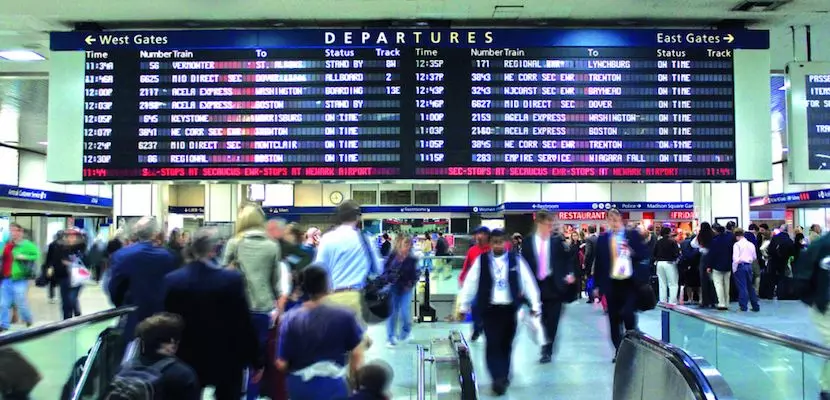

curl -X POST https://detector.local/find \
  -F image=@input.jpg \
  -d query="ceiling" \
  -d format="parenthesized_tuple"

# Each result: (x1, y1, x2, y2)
(0, 0, 828, 153)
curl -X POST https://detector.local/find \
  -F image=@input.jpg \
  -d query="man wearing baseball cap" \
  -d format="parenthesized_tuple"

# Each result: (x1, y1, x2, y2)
(458, 226, 491, 341)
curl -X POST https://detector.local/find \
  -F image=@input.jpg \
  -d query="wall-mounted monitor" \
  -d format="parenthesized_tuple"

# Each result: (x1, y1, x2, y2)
(48, 29, 770, 182)
(787, 62, 830, 183)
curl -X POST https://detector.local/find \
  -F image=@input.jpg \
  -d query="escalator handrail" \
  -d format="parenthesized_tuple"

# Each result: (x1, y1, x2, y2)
(449, 330, 478, 400)
(659, 302, 830, 359)
(0, 306, 136, 348)
(623, 330, 735, 400)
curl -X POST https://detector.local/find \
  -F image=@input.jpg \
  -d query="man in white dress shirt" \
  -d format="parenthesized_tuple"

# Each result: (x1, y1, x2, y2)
(456, 229, 542, 396)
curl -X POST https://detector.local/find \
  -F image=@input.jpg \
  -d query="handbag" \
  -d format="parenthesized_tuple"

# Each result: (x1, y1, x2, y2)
(69, 257, 92, 288)
(636, 282, 658, 311)
(356, 231, 391, 323)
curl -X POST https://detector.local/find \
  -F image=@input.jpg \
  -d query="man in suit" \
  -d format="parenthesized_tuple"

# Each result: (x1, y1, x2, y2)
(164, 227, 263, 400)
(521, 210, 575, 364)
(583, 226, 599, 303)
(593, 209, 650, 361)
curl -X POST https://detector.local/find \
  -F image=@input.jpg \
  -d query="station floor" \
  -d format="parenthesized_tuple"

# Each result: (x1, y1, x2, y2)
(6, 280, 827, 399)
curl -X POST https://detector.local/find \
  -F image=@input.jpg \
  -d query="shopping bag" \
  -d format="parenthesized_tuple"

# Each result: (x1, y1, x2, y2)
(517, 308, 548, 345)
(69, 258, 92, 288)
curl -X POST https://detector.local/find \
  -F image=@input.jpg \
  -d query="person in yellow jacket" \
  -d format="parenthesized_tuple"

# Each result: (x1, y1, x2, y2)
(0, 223, 40, 332)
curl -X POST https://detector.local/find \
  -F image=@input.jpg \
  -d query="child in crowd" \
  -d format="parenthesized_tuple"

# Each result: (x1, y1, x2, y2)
(347, 361, 393, 400)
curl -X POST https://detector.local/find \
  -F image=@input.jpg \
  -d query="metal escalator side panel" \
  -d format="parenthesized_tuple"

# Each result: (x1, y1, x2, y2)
(614, 332, 735, 400)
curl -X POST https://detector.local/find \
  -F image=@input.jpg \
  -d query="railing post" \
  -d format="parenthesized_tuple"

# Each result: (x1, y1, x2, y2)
(661, 309, 670, 343)
(417, 345, 425, 400)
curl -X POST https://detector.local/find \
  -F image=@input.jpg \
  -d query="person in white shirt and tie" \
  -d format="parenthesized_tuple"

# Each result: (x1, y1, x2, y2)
(520, 210, 576, 364)
(455, 229, 542, 396)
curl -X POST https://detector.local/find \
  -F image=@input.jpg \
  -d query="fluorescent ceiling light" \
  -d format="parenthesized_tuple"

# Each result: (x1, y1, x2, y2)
(0, 50, 45, 61)
(38, 141, 47, 145)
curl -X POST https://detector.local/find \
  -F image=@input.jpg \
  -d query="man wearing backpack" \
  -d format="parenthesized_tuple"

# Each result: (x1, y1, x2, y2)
(107, 313, 200, 400)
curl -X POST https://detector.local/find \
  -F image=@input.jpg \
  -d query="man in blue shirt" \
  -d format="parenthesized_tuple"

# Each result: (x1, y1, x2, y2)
(108, 217, 178, 338)
(313, 200, 383, 337)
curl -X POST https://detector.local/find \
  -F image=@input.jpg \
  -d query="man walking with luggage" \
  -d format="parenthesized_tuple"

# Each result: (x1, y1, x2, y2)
(455, 229, 541, 396)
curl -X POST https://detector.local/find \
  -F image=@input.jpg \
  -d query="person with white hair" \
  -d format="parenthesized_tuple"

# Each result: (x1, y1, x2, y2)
(107, 216, 178, 337)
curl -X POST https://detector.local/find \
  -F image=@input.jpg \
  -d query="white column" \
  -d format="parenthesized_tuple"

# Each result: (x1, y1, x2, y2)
(693, 182, 750, 228)
(204, 183, 239, 222)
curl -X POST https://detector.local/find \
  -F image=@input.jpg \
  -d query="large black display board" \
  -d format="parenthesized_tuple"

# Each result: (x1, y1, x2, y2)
(50, 29, 770, 181)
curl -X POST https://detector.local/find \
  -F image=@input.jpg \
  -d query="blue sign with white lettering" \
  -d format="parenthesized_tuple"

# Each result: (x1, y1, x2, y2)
(168, 206, 205, 214)
(750, 189, 830, 206)
(262, 202, 693, 215)
(50, 29, 769, 51)
(0, 184, 112, 207)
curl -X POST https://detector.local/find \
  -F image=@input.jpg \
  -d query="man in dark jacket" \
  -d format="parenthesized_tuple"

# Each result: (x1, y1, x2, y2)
(593, 209, 649, 359)
(583, 226, 599, 303)
(163, 227, 263, 400)
(794, 234, 830, 399)
(521, 210, 575, 364)
(769, 225, 796, 298)
(108, 217, 178, 338)
(708, 225, 735, 310)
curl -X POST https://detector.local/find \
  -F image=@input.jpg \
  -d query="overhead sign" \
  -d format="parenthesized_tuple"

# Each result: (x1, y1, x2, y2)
(263, 202, 694, 215)
(168, 206, 205, 214)
(750, 189, 830, 206)
(0, 184, 112, 207)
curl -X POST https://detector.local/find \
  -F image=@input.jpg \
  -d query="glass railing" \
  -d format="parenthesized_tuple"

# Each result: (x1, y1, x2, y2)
(660, 303, 830, 400)
(416, 330, 478, 400)
(0, 307, 134, 400)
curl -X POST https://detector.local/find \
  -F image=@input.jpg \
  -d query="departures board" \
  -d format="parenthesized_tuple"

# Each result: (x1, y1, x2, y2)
(49, 29, 770, 181)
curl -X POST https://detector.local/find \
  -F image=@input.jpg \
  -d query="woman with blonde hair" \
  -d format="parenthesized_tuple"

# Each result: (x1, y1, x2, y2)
(222, 204, 285, 400)
(380, 233, 420, 347)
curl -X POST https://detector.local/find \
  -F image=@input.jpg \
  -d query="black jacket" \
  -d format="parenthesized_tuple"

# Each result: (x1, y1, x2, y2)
(133, 353, 200, 400)
(583, 234, 598, 274)
(163, 260, 262, 378)
(769, 232, 795, 272)
(794, 234, 830, 312)
(521, 234, 573, 301)
(594, 229, 650, 296)
(653, 237, 680, 262)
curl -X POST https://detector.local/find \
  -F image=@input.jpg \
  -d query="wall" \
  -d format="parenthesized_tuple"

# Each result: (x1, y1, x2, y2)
(18, 152, 111, 197)
(170, 184, 205, 206)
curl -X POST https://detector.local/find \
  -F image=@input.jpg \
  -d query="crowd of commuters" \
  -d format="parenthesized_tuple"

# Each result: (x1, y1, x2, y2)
(100, 201, 394, 400)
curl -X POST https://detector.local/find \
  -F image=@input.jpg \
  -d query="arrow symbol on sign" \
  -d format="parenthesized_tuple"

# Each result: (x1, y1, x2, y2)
(85, 35, 96, 45)
(724, 34, 734, 44)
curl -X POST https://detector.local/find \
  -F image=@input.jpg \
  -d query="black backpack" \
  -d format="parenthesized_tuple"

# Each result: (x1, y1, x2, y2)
(105, 358, 176, 400)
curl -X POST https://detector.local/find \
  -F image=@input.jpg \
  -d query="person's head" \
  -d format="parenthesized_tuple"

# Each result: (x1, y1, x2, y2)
(660, 226, 671, 237)
(136, 312, 184, 356)
(569, 231, 580, 242)
(266, 218, 287, 240)
(168, 229, 181, 247)
(356, 360, 394, 395)
(811, 224, 822, 234)
(535, 210, 555, 239)
(489, 229, 509, 256)
(394, 233, 412, 257)
(131, 216, 160, 243)
(285, 223, 304, 245)
(714, 224, 726, 234)
(473, 226, 491, 246)
(424, 233, 430, 241)
(382, 233, 390, 242)
(748, 223, 759, 233)
(186, 227, 220, 261)
(734, 228, 745, 239)
(236, 205, 266, 235)
(512, 233, 522, 245)
(305, 227, 321, 246)
(301, 265, 330, 300)
(726, 221, 737, 232)
(9, 223, 23, 242)
(779, 224, 789, 234)
(64, 228, 83, 246)
(438, 232, 443, 237)
(336, 199, 362, 226)
(588, 225, 597, 235)
(606, 208, 624, 231)
(759, 224, 769, 234)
